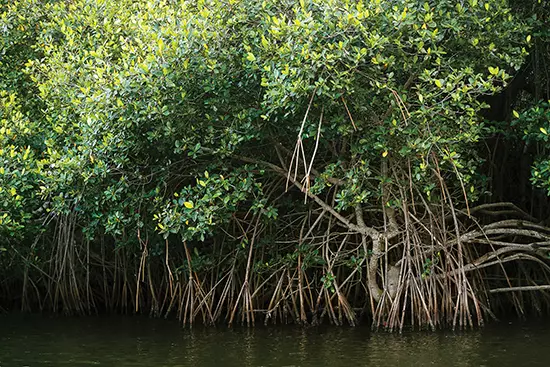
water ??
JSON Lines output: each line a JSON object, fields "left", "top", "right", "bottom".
{"left": 1, "top": 315, "right": 549, "bottom": 367}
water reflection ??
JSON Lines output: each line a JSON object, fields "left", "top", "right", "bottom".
{"left": 0, "top": 315, "right": 549, "bottom": 366}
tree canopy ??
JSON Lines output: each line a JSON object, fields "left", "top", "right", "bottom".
{"left": 1, "top": 0, "right": 550, "bottom": 330}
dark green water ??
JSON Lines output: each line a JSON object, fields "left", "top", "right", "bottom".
{"left": 1, "top": 315, "right": 549, "bottom": 367}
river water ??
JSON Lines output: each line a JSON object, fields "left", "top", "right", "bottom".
{"left": 0, "top": 315, "right": 548, "bottom": 367}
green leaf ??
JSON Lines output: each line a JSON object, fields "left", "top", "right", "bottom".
{"left": 158, "top": 38, "right": 164, "bottom": 53}
{"left": 488, "top": 66, "right": 499, "bottom": 75}
{"left": 23, "top": 146, "right": 30, "bottom": 160}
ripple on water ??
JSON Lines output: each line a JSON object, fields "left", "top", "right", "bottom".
{"left": 1, "top": 315, "right": 550, "bottom": 367}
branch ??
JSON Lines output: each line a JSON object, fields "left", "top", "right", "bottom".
{"left": 468, "top": 202, "right": 538, "bottom": 222}
{"left": 233, "top": 154, "right": 377, "bottom": 237}
{"left": 489, "top": 285, "right": 550, "bottom": 294}
{"left": 460, "top": 226, "right": 550, "bottom": 243}
{"left": 275, "top": 142, "right": 345, "bottom": 186}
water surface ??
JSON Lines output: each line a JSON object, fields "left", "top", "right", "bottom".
{"left": 1, "top": 315, "right": 548, "bottom": 366}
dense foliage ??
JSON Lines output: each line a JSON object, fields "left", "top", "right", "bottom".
{"left": 1, "top": 0, "right": 550, "bottom": 329}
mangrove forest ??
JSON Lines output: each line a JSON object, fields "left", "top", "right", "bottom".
{"left": 1, "top": 0, "right": 550, "bottom": 331}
